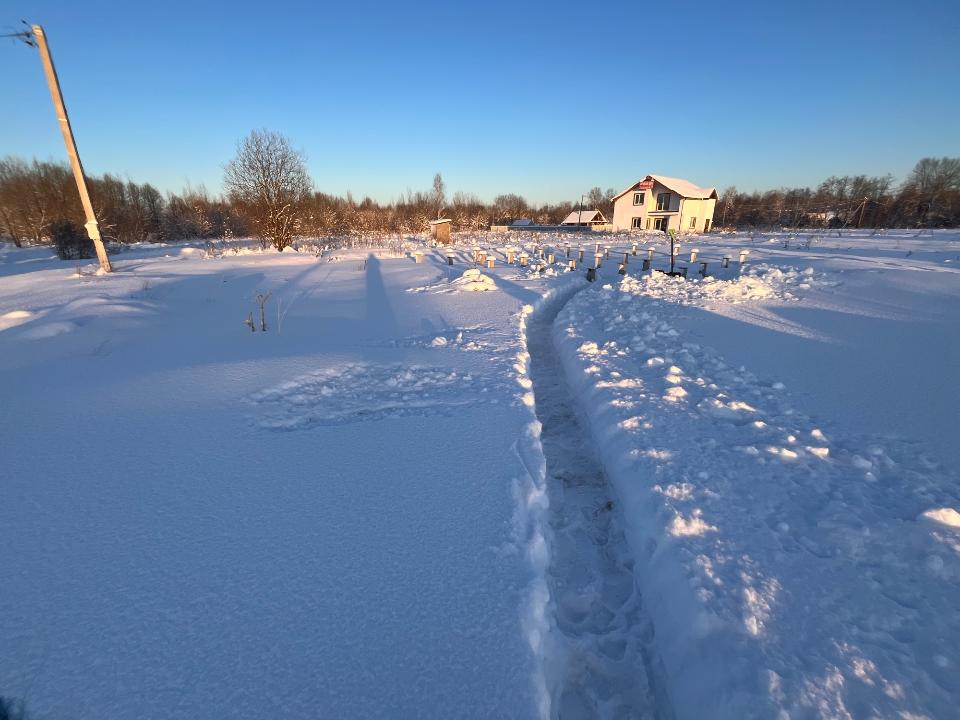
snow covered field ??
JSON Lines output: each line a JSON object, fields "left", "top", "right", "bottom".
{"left": 1, "top": 229, "right": 958, "bottom": 718}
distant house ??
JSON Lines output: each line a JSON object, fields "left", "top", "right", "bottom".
{"left": 510, "top": 218, "right": 536, "bottom": 227}
{"left": 561, "top": 209, "right": 607, "bottom": 226}
{"left": 611, "top": 175, "right": 717, "bottom": 232}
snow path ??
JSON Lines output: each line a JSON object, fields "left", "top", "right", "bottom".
{"left": 525, "top": 287, "right": 671, "bottom": 719}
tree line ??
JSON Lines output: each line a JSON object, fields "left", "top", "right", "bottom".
{"left": 715, "top": 158, "right": 960, "bottom": 230}
{"left": 2, "top": 128, "right": 958, "bottom": 251}
{"left": 0, "top": 156, "right": 243, "bottom": 248}
{"left": 0, "top": 154, "right": 596, "bottom": 251}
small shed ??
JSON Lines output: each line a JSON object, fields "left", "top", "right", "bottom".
{"left": 430, "top": 218, "right": 452, "bottom": 244}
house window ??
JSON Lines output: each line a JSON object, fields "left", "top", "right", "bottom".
{"left": 631, "top": 217, "right": 642, "bottom": 229}
{"left": 654, "top": 217, "right": 668, "bottom": 231}
{"left": 633, "top": 192, "right": 644, "bottom": 206}
{"left": 656, "top": 193, "right": 671, "bottom": 211}
{"left": 689, "top": 216, "right": 697, "bottom": 229}
{"left": 646, "top": 218, "right": 652, "bottom": 230}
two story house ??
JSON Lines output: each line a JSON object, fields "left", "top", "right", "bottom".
{"left": 611, "top": 175, "right": 717, "bottom": 233}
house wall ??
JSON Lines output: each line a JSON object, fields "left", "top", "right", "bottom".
{"left": 613, "top": 179, "right": 678, "bottom": 230}
{"left": 612, "top": 182, "right": 654, "bottom": 230}
{"left": 613, "top": 178, "right": 716, "bottom": 233}
{"left": 677, "top": 197, "right": 717, "bottom": 233}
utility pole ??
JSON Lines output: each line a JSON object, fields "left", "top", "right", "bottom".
{"left": 669, "top": 228, "right": 676, "bottom": 274}
{"left": 31, "top": 24, "right": 113, "bottom": 272}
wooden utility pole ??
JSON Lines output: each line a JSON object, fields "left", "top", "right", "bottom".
{"left": 31, "top": 25, "right": 112, "bottom": 272}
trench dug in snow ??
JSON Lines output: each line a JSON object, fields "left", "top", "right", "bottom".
{"left": 526, "top": 290, "right": 672, "bottom": 719}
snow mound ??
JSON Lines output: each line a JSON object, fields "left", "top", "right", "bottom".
{"left": 454, "top": 268, "right": 497, "bottom": 292}
{"left": 408, "top": 269, "right": 498, "bottom": 294}
{"left": 0, "top": 310, "right": 34, "bottom": 331}
{"left": 923, "top": 507, "right": 960, "bottom": 528}
{"left": 20, "top": 321, "right": 78, "bottom": 340}
{"left": 2, "top": 310, "right": 32, "bottom": 320}
{"left": 619, "top": 264, "right": 833, "bottom": 306}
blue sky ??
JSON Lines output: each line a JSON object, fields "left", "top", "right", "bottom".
{"left": 4, "top": 0, "right": 959, "bottom": 204}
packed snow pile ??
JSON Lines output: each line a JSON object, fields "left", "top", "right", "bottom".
{"left": 553, "top": 281, "right": 960, "bottom": 718}
{"left": 407, "top": 268, "right": 498, "bottom": 294}
{"left": 455, "top": 268, "right": 498, "bottom": 291}
{"left": 618, "top": 264, "right": 834, "bottom": 306}
{"left": 454, "top": 267, "right": 497, "bottom": 291}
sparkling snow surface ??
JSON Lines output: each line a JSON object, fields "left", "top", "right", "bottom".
{"left": 0, "top": 243, "right": 543, "bottom": 719}
{"left": 1, "top": 230, "right": 958, "bottom": 719}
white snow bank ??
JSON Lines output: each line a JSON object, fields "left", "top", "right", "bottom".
{"left": 553, "top": 280, "right": 960, "bottom": 719}
{"left": 617, "top": 264, "right": 834, "bottom": 306}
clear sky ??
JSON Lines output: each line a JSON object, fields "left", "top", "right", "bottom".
{"left": 3, "top": 0, "right": 959, "bottom": 204}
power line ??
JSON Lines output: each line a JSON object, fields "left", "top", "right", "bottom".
{"left": 1, "top": 20, "right": 37, "bottom": 46}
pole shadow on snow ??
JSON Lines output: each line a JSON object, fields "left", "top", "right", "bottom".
{"left": 364, "top": 253, "right": 399, "bottom": 340}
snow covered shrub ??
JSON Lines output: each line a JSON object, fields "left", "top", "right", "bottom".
{"left": 50, "top": 220, "right": 94, "bottom": 260}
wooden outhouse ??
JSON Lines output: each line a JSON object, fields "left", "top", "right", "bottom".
{"left": 430, "top": 218, "right": 452, "bottom": 244}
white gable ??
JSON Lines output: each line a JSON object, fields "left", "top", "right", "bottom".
{"left": 561, "top": 209, "right": 606, "bottom": 224}
{"left": 614, "top": 175, "right": 716, "bottom": 202}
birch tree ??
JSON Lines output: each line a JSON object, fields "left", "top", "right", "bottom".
{"left": 432, "top": 173, "right": 446, "bottom": 219}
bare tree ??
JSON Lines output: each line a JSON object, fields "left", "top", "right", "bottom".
{"left": 904, "top": 157, "right": 960, "bottom": 225}
{"left": 718, "top": 185, "right": 737, "bottom": 228}
{"left": 493, "top": 193, "right": 529, "bottom": 221}
{"left": 223, "top": 130, "right": 312, "bottom": 251}
{"left": 586, "top": 186, "right": 616, "bottom": 219}
{"left": 432, "top": 173, "right": 446, "bottom": 219}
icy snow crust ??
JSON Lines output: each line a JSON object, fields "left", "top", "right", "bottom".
{"left": 1, "top": 230, "right": 959, "bottom": 718}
